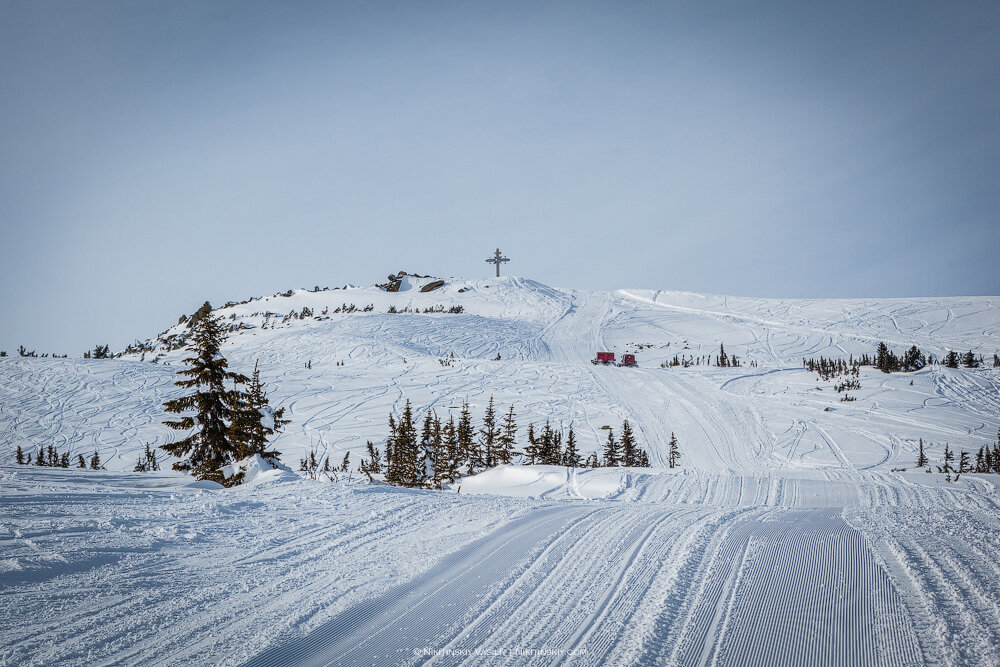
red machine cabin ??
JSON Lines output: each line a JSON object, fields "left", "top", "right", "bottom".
{"left": 620, "top": 354, "right": 637, "bottom": 367}
{"left": 592, "top": 351, "right": 616, "bottom": 365}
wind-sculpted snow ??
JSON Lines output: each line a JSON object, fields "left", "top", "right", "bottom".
{"left": 3, "top": 277, "right": 1000, "bottom": 664}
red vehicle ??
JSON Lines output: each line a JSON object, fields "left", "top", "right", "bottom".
{"left": 619, "top": 354, "right": 637, "bottom": 367}
{"left": 592, "top": 351, "right": 616, "bottom": 365}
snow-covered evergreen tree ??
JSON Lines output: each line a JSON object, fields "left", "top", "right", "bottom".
{"left": 668, "top": 433, "right": 681, "bottom": 469}
{"left": 457, "top": 401, "right": 477, "bottom": 471}
{"left": 524, "top": 423, "right": 538, "bottom": 464}
{"left": 621, "top": 420, "right": 636, "bottom": 466}
{"left": 229, "top": 360, "right": 287, "bottom": 463}
{"left": 479, "top": 397, "right": 501, "bottom": 467}
{"left": 387, "top": 400, "right": 419, "bottom": 486}
{"left": 603, "top": 428, "right": 620, "bottom": 467}
{"left": 162, "top": 313, "right": 248, "bottom": 486}
{"left": 496, "top": 405, "right": 517, "bottom": 464}
{"left": 563, "top": 425, "right": 581, "bottom": 467}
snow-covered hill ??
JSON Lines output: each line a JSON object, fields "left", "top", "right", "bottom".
{"left": 3, "top": 275, "right": 1000, "bottom": 665}
{"left": 3, "top": 274, "right": 998, "bottom": 473}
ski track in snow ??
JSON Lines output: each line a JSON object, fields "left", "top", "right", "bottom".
{"left": 3, "top": 276, "right": 1000, "bottom": 665}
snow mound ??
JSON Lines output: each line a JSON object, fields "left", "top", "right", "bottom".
{"left": 461, "top": 464, "right": 646, "bottom": 500}
{"left": 223, "top": 455, "right": 298, "bottom": 486}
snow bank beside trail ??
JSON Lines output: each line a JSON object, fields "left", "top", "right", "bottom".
{"left": 461, "top": 464, "right": 671, "bottom": 501}
{"left": 223, "top": 454, "right": 297, "bottom": 486}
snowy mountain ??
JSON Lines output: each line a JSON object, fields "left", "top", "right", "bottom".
{"left": 3, "top": 275, "right": 1000, "bottom": 665}
{"left": 4, "top": 274, "right": 998, "bottom": 472}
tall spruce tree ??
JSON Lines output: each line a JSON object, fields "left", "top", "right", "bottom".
{"left": 388, "top": 400, "right": 419, "bottom": 487}
{"left": 603, "top": 428, "right": 620, "bottom": 467}
{"left": 916, "top": 438, "right": 928, "bottom": 468}
{"left": 942, "top": 443, "right": 954, "bottom": 475}
{"left": 418, "top": 409, "right": 437, "bottom": 485}
{"left": 457, "top": 401, "right": 477, "bottom": 471}
{"left": 479, "top": 397, "right": 501, "bottom": 468}
{"left": 550, "top": 429, "right": 563, "bottom": 466}
{"left": 524, "top": 423, "right": 538, "bottom": 464}
{"left": 384, "top": 414, "right": 397, "bottom": 480}
{"left": 539, "top": 421, "right": 555, "bottom": 465}
{"left": 668, "top": 433, "right": 681, "bottom": 469}
{"left": 563, "top": 425, "right": 581, "bottom": 467}
{"left": 434, "top": 415, "right": 460, "bottom": 487}
{"left": 620, "top": 420, "right": 637, "bottom": 466}
{"left": 496, "top": 405, "right": 517, "bottom": 464}
{"left": 959, "top": 450, "right": 971, "bottom": 474}
{"left": 229, "top": 360, "right": 287, "bottom": 463}
{"left": 15, "top": 445, "right": 24, "bottom": 465}
{"left": 162, "top": 312, "right": 248, "bottom": 486}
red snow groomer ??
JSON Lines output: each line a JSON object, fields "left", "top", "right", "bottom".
{"left": 619, "top": 354, "right": 637, "bottom": 367}
{"left": 592, "top": 351, "right": 616, "bottom": 365}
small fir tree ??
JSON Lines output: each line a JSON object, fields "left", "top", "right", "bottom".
{"left": 603, "top": 428, "right": 620, "bottom": 467}
{"left": 229, "top": 360, "right": 287, "bottom": 463}
{"left": 524, "top": 423, "right": 539, "bottom": 464}
{"left": 563, "top": 425, "right": 581, "bottom": 467}
{"left": 620, "top": 420, "right": 637, "bottom": 466}
{"left": 916, "top": 438, "right": 928, "bottom": 468}
{"left": 668, "top": 433, "right": 681, "bottom": 469}
{"left": 942, "top": 443, "right": 954, "bottom": 475}
{"left": 457, "top": 401, "right": 477, "bottom": 471}
{"left": 479, "top": 397, "right": 501, "bottom": 468}
{"left": 496, "top": 405, "right": 518, "bottom": 464}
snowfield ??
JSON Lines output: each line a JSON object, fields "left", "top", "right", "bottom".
{"left": 3, "top": 275, "right": 1000, "bottom": 665}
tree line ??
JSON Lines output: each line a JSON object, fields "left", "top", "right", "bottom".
{"left": 804, "top": 341, "right": 995, "bottom": 380}
{"left": 915, "top": 431, "right": 1000, "bottom": 482}
{"left": 345, "top": 397, "right": 665, "bottom": 490}
{"left": 16, "top": 444, "right": 101, "bottom": 469}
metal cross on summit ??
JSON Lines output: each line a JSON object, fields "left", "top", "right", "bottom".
{"left": 485, "top": 248, "right": 510, "bottom": 277}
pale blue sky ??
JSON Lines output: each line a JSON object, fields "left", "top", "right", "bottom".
{"left": 1, "top": 1, "right": 998, "bottom": 353}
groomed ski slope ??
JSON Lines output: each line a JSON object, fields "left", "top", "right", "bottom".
{"left": 3, "top": 275, "right": 1000, "bottom": 665}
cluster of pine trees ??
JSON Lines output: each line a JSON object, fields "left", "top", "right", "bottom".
{"left": 364, "top": 398, "right": 659, "bottom": 489}
{"left": 300, "top": 447, "right": 351, "bottom": 481}
{"left": 598, "top": 421, "right": 653, "bottom": 467}
{"left": 134, "top": 444, "right": 160, "bottom": 472}
{"left": 16, "top": 445, "right": 101, "bottom": 469}
{"left": 942, "top": 350, "right": 985, "bottom": 369}
{"left": 370, "top": 398, "right": 517, "bottom": 489}
{"left": 83, "top": 344, "right": 111, "bottom": 359}
{"left": 805, "top": 342, "right": 992, "bottom": 377}
{"left": 915, "top": 432, "right": 1000, "bottom": 481}
{"left": 386, "top": 304, "right": 464, "bottom": 314}
{"left": 161, "top": 312, "right": 288, "bottom": 486}
{"left": 714, "top": 343, "right": 741, "bottom": 368}
{"left": 875, "top": 342, "right": 927, "bottom": 373}
{"left": 802, "top": 356, "right": 860, "bottom": 380}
